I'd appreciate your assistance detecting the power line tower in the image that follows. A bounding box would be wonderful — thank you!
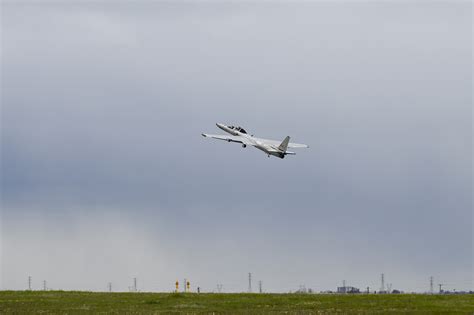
[430,276,434,294]
[343,280,346,293]
[216,284,223,293]
[133,278,137,292]
[380,274,385,293]
[108,282,112,292]
[43,280,47,291]
[28,276,32,291]
[259,281,262,293]
[248,273,252,293]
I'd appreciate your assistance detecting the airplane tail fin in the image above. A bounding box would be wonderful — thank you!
[278,136,290,152]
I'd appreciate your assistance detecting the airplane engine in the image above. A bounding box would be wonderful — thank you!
[242,144,247,148]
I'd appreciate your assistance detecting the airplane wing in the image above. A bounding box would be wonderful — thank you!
[253,137,309,149]
[202,134,252,145]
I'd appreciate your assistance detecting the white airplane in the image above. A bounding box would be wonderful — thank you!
[202,123,309,159]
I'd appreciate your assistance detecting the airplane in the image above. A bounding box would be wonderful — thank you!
[202,123,309,159]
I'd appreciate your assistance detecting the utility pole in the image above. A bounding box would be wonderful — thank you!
[28,276,32,291]
[248,273,252,293]
[438,284,444,293]
[184,278,187,293]
[430,276,434,294]
[366,286,370,294]
[380,274,385,293]
[43,280,46,291]
[343,280,346,293]
[108,282,112,292]
[259,281,262,293]
[133,278,137,292]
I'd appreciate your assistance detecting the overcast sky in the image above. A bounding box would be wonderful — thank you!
[1,1,472,293]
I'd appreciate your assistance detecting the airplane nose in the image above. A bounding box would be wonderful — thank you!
[216,123,226,130]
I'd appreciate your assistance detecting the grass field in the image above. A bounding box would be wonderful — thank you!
[0,291,473,314]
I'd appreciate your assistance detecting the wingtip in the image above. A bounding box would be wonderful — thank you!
[201,133,206,137]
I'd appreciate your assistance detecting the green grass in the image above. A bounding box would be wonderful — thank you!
[0,291,473,314]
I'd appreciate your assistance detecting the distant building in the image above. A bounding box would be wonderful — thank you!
[295,285,313,294]
[337,286,360,294]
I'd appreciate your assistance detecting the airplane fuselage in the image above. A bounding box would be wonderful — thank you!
[217,123,286,158]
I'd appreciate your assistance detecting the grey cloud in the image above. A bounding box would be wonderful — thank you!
[1,1,471,292]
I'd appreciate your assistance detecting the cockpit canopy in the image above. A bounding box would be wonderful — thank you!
[228,126,247,134]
